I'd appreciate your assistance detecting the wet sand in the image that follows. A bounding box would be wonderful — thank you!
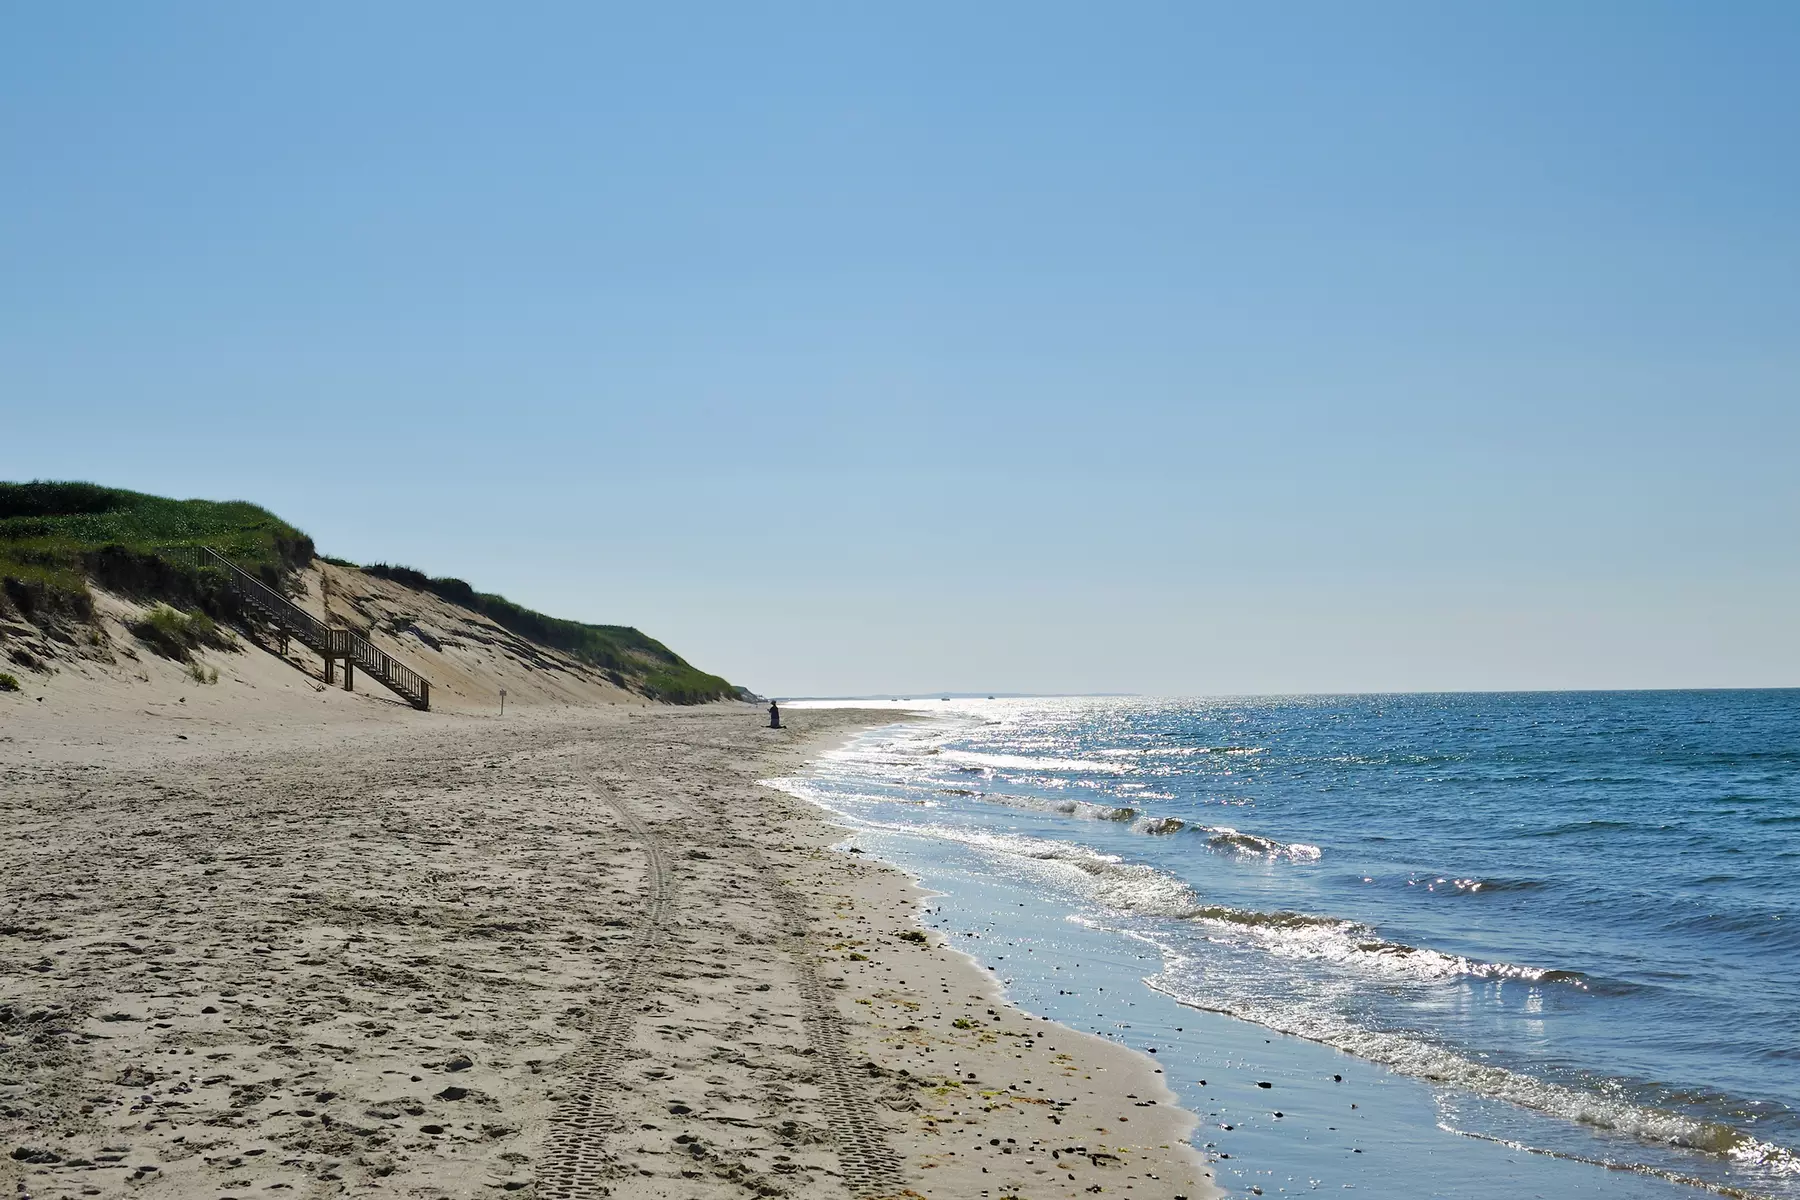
[0,701,1214,1198]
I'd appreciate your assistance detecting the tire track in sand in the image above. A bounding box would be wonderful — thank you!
[539,778,903,1199]
[708,779,904,1200]
[762,865,907,1199]
[537,786,674,1200]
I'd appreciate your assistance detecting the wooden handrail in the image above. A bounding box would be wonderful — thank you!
[179,546,431,710]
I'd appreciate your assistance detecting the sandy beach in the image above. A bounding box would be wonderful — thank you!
[1,693,1213,1200]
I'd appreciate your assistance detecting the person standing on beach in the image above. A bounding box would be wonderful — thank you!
[768,700,781,729]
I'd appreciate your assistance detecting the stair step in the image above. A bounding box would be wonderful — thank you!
[190,546,431,711]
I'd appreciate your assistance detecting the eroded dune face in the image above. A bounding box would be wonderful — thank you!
[300,562,644,712]
[0,561,651,725]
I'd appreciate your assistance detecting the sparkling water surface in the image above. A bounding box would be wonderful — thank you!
[770,691,1800,1200]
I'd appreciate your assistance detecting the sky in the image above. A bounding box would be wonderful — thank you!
[4,2,1797,696]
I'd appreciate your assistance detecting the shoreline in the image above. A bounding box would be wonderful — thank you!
[767,699,1800,1200]
[1,696,1213,1198]
[773,719,1216,1199]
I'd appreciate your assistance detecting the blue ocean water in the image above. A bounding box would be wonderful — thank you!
[771,692,1800,1200]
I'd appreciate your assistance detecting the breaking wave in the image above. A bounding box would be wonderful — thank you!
[908,826,1574,985]
[931,788,1323,860]
[1201,826,1324,860]
[1097,745,1267,757]
[939,750,1137,775]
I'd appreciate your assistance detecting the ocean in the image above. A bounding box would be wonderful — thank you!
[769,691,1800,1200]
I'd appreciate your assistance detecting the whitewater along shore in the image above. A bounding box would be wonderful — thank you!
[0,700,1214,1199]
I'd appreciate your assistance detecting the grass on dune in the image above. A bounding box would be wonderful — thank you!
[128,604,238,663]
[0,481,314,619]
[363,563,739,704]
[2,481,741,705]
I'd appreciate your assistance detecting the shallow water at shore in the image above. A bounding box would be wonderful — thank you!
[773,692,1800,1200]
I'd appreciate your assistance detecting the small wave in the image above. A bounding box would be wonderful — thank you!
[1445,876,1547,894]
[940,750,1136,775]
[766,776,1583,987]
[1100,745,1266,758]
[959,790,1139,823]
[1348,940,1591,986]
[1147,971,1798,1184]
[959,791,1317,857]
[919,826,1575,986]
[999,839,1209,919]
[1199,826,1323,861]
[1175,905,1582,984]
[1187,904,1343,932]
[1441,1126,1790,1200]
[1400,875,1547,895]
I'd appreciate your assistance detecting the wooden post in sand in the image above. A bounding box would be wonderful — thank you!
[343,653,354,692]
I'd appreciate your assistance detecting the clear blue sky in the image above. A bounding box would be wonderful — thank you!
[4,2,1797,696]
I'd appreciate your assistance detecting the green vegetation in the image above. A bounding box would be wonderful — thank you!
[0,672,19,693]
[1,480,740,705]
[187,661,220,685]
[129,604,236,662]
[364,563,739,704]
[0,481,313,620]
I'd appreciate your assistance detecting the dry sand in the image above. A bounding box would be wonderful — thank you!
[1,690,1215,1199]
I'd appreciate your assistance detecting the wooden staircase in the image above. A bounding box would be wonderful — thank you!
[188,546,431,710]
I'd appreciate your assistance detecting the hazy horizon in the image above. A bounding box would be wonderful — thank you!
[779,686,1800,701]
[5,3,1796,697]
